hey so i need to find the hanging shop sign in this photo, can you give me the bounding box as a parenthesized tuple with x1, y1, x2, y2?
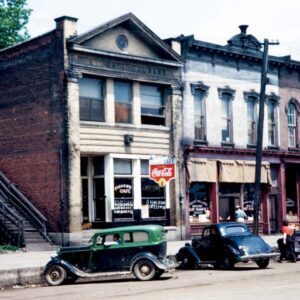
(149, 156, 176, 187)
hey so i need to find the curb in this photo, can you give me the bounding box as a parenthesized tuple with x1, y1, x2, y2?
(0, 267, 44, 288)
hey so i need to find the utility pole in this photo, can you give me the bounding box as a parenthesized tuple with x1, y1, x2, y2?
(253, 39, 279, 235)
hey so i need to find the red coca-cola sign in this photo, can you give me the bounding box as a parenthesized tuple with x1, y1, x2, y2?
(149, 157, 176, 187)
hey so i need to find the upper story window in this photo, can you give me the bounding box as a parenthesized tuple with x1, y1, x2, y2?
(140, 84, 165, 125)
(79, 77, 104, 122)
(244, 92, 259, 146)
(192, 82, 209, 143)
(267, 96, 279, 147)
(114, 81, 132, 123)
(287, 102, 297, 147)
(218, 87, 235, 144)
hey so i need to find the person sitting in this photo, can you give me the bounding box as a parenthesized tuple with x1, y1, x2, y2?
(277, 220, 297, 263)
(113, 233, 121, 244)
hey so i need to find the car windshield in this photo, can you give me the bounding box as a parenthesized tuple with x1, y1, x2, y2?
(222, 225, 248, 236)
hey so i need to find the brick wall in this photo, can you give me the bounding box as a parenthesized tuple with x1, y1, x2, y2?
(0, 30, 69, 232)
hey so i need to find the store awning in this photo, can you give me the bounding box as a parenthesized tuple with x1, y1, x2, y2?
(219, 160, 271, 184)
(187, 158, 217, 183)
(187, 158, 271, 184)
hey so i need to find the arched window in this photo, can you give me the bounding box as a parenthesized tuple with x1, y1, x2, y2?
(244, 91, 259, 146)
(287, 103, 297, 147)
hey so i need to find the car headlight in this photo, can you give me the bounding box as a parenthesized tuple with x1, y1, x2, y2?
(50, 252, 58, 259)
(238, 245, 249, 255)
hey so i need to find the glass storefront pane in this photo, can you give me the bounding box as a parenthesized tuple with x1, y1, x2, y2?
(189, 182, 210, 223)
(114, 178, 134, 220)
(114, 159, 132, 175)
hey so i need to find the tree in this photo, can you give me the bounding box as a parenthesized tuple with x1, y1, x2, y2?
(0, 0, 32, 49)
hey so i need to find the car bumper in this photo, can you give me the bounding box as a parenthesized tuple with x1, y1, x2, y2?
(164, 255, 179, 271)
(239, 252, 280, 262)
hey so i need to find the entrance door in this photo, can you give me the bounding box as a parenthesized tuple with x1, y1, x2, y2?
(219, 196, 239, 221)
(81, 179, 89, 223)
(269, 195, 278, 233)
(93, 178, 105, 221)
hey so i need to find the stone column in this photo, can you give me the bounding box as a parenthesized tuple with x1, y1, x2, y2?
(277, 161, 286, 227)
(66, 70, 82, 245)
(170, 83, 184, 239)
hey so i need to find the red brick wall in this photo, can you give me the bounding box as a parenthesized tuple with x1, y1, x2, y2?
(0, 30, 69, 232)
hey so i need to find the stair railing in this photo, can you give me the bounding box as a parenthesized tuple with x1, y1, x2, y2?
(0, 190, 24, 247)
(0, 171, 52, 243)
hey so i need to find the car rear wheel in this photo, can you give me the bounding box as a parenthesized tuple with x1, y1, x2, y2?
(133, 259, 156, 281)
(256, 258, 269, 269)
(45, 264, 67, 286)
(222, 256, 235, 270)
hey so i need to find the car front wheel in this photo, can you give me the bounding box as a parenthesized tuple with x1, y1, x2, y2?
(45, 264, 67, 286)
(256, 258, 269, 269)
(133, 259, 156, 281)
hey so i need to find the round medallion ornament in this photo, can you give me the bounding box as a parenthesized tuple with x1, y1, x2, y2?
(116, 34, 128, 50)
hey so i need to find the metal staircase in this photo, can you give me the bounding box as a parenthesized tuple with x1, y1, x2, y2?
(0, 171, 56, 251)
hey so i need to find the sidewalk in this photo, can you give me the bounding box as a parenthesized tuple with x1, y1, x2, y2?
(0, 235, 280, 288)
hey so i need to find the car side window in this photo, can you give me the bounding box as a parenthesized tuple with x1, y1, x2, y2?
(123, 231, 149, 243)
(203, 228, 210, 238)
(132, 231, 148, 242)
(96, 235, 104, 245)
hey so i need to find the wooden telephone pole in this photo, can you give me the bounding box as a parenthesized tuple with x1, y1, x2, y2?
(253, 39, 279, 235)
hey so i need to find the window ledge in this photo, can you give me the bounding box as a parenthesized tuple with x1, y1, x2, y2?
(288, 147, 300, 152)
(267, 146, 279, 151)
(221, 142, 235, 148)
(247, 144, 257, 149)
(194, 140, 208, 146)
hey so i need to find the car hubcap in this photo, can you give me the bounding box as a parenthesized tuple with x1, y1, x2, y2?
(51, 269, 61, 281)
(140, 264, 151, 276)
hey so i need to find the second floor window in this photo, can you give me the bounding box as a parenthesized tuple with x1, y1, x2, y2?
(79, 77, 104, 122)
(287, 103, 297, 147)
(267, 100, 278, 146)
(194, 90, 206, 141)
(114, 81, 132, 123)
(220, 93, 232, 143)
(247, 97, 257, 145)
(140, 84, 165, 125)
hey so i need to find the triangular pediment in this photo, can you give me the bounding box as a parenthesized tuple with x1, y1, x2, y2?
(69, 13, 182, 64)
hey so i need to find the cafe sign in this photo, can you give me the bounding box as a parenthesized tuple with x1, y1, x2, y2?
(149, 156, 176, 187)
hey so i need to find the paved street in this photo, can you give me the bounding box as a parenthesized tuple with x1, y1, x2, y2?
(1, 260, 299, 300)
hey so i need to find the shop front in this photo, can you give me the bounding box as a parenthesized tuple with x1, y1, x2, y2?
(186, 155, 272, 236)
(80, 155, 170, 229)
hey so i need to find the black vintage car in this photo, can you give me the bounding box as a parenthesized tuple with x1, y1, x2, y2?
(177, 222, 278, 269)
(44, 225, 175, 286)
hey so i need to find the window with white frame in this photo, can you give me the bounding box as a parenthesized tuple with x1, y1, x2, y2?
(113, 159, 134, 220)
(140, 160, 166, 218)
(244, 92, 259, 146)
(140, 84, 165, 125)
(287, 102, 297, 147)
(194, 90, 206, 141)
(267, 99, 278, 147)
(218, 88, 235, 144)
(114, 81, 132, 123)
(79, 77, 104, 121)
(192, 82, 209, 142)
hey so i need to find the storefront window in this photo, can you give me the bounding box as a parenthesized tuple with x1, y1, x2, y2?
(243, 184, 255, 220)
(141, 160, 166, 219)
(189, 182, 210, 223)
(113, 159, 134, 220)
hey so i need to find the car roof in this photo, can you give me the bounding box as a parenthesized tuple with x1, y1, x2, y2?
(92, 225, 164, 235)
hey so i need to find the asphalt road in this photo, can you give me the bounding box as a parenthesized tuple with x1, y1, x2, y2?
(1, 260, 299, 300)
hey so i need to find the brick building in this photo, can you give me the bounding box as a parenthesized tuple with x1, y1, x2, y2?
(0, 14, 183, 245)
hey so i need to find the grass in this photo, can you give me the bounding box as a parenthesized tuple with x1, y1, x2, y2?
(0, 245, 19, 253)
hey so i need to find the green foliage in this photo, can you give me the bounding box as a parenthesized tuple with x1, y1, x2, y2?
(0, 244, 19, 253)
(0, 0, 32, 49)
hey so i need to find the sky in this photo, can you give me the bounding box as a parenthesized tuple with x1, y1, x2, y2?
(26, 0, 300, 60)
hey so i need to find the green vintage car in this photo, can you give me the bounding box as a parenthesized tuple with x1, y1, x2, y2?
(44, 225, 175, 286)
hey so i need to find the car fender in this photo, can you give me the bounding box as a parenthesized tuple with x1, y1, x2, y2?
(130, 252, 166, 272)
(44, 257, 82, 277)
(223, 243, 240, 260)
